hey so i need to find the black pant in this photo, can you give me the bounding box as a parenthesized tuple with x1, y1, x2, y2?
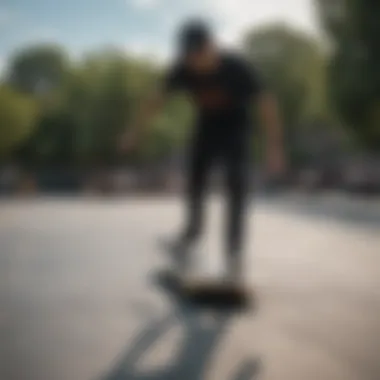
(183, 122, 251, 260)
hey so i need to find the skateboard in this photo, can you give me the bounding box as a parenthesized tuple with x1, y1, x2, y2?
(158, 269, 253, 310)
(156, 237, 254, 309)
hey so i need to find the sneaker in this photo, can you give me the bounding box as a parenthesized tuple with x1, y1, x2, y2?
(167, 234, 198, 273)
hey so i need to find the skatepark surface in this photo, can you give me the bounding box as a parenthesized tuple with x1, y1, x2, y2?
(1, 195, 380, 380)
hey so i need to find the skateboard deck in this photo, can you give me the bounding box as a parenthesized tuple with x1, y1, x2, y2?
(156, 238, 254, 310)
(158, 269, 253, 309)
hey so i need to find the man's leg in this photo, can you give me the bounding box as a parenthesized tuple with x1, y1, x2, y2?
(223, 132, 250, 280)
(182, 131, 214, 244)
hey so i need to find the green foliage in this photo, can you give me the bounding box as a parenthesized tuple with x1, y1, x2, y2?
(5, 44, 191, 167)
(244, 23, 332, 162)
(244, 23, 328, 128)
(7, 44, 69, 95)
(316, 0, 380, 150)
(5, 12, 375, 169)
(0, 86, 38, 159)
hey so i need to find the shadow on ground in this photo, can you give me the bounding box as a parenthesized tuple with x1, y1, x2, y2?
(99, 271, 260, 380)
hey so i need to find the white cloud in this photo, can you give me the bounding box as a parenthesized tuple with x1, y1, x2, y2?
(126, 40, 151, 56)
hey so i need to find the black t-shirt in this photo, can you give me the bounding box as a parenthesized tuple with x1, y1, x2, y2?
(163, 52, 264, 126)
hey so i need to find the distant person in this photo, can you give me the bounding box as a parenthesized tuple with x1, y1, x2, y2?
(119, 20, 286, 284)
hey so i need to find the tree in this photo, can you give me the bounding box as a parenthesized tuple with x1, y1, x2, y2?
(61, 51, 191, 166)
(316, 0, 380, 150)
(61, 51, 158, 166)
(7, 44, 69, 97)
(0, 86, 38, 160)
(5, 45, 192, 169)
(5, 45, 73, 167)
(243, 23, 329, 163)
(244, 24, 327, 126)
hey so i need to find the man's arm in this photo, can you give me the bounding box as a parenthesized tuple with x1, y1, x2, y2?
(256, 91, 286, 174)
(119, 64, 184, 153)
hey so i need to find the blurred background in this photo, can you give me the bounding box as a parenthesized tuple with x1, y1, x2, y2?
(1, 2, 380, 380)
(0, 0, 379, 196)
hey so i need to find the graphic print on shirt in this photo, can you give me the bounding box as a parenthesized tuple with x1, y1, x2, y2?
(192, 84, 231, 110)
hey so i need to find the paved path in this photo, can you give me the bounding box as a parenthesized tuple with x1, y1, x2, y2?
(1, 196, 380, 380)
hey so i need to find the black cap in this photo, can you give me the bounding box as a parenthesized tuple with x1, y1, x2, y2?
(178, 20, 212, 56)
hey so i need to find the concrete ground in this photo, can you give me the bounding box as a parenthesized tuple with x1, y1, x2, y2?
(1, 195, 380, 380)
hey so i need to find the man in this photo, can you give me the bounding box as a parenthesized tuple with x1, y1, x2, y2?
(120, 20, 285, 284)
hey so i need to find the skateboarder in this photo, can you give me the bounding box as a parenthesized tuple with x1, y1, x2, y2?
(119, 20, 285, 283)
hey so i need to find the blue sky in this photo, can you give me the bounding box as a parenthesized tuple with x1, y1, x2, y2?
(0, 0, 317, 71)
